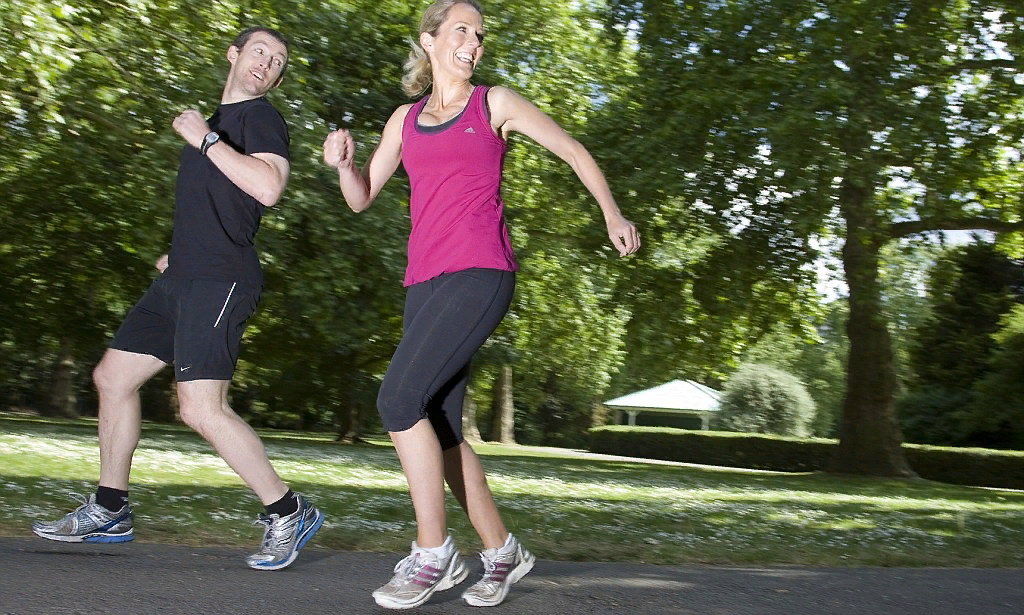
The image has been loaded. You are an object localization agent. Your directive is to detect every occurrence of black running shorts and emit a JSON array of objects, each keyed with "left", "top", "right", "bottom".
[{"left": 110, "top": 276, "right": 260, "bottom": 381}]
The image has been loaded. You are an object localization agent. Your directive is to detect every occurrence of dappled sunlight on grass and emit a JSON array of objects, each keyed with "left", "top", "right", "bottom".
[{"left": 2, "top": 414, "right": 1023, "bottom": 567}]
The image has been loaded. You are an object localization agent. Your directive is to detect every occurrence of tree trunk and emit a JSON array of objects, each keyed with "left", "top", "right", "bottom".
[
  {"left": 462, "top": 382, "right": 483, "bottom": 444},
  {"left": 489, "top": 364, "right": 516, "bottom": 444},
  {"left": 336, "top": 403, "right": 364, "bottom": 443},
  {"left": 47, "top": 340, "right": 79, "bottom": 418},
  {"left": 830, "top": 179, "right": 915, "bottom": 477},
  {"left": 590, "top": 399, "right": 608, "bottom": 428}
]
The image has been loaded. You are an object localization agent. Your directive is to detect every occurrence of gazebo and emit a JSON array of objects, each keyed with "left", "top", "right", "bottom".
[{"left": 603, "top": 379, "right": 722, "bottom": 430}]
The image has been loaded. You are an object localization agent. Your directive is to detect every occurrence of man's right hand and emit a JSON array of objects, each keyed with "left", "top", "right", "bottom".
[
  {"left": 155, "top": 254, "right": 169, "bottom": 273},
  {"left": 173, "top": 110, "right": 211, "bottom": 149},
  {"left": 323, "top": 130, "right": 355, "bottom": 170}
]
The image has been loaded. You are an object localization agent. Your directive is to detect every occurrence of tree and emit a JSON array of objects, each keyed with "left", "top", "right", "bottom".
[
  {"left": 603, "top": 0, "right": 1024, "bottom": 476},
  {"left": 969, "top": 306, "right": 1024, "bottom": 449},
  {"left": 902, "top": 241, "right": 1024, "bottom": 447}
]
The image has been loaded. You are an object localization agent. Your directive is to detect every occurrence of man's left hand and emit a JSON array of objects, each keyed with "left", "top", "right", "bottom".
[{"left": 172, "top": 109, "right": 210, "bottom": 149}]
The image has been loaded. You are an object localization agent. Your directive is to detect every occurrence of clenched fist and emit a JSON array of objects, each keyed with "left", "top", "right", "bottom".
[
  {"left": 323, "top": 129, "right": 355, "bottom": 170},
  {"left": 173, "top": 109, "right": 210, "bottom": 149}
]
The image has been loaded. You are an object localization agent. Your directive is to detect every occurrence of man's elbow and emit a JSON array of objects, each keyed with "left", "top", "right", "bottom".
[{"left": 256, "top": 182, "right": 286, "bottom": 207}]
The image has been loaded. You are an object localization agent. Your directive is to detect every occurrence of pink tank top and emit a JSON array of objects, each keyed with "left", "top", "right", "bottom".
[{"left": 400, "top": 85, "right": 518, "bottom": 286}]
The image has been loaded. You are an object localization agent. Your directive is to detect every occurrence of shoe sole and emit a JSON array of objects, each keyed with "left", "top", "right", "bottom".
[
  {"left": 247, "top": 508, "right": 325, "bottom": 571},
  {"left": 32, "top": 527, "right": 134, "bottom": 544},
  {"left": 373, "top": 557, "right": 469, "bottom": 610},
  {"left": 462, "top": 552, "right": 536, "bottom": 607}
]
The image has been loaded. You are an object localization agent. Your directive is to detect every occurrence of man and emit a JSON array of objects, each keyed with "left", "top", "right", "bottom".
[{"left": 32, "top": 27, "right": 323, "bottom": 572}]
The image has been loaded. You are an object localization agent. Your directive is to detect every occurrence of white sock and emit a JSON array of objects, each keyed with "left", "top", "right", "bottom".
[
  {"left": 496, "top": 533, "right": 517, "bottom": 555},
  {"left": 419, "top": 535, "right": 455, "bottom": 560}
]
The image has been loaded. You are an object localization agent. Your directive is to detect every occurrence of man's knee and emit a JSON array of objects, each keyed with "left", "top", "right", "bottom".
[
  {"left": 176, "top": 382, "right": 230, "bottom": 433},
  {"left": 177, "top": 399, "right": 216, "bottom": 433},
  {"left": 93, "top": 358, "right": 130, "bottom": 396}
]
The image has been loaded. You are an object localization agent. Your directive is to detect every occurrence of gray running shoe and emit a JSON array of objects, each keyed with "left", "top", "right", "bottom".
[
  {"left": 32, "top": 494, "right": 134, "bottom": 543},
  {"left": 373, "top": 542, "right": 469, "bottom": 609},
  {"left": 245, "top": 493, "right": 324, "bottom": 571},
  {"left": 462, "top": 535, "right": 535, "bottom": 607}
]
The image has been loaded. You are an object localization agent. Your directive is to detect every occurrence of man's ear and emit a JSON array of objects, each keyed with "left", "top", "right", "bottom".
[
  {"left": 271, "top": 75, "right": 285, "bottom": 90},
  {"left": 226, "top": 45, "right": 240, "bottom": 64}
]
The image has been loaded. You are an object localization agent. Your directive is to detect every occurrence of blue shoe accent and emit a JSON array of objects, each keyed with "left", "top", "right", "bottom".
[
  {"left": 297, "top": 509, "right": 325, "bottom": 550},
  {"left": 33, "top": 494, "right": 134, "bottom": 544},
  {"left": 245, "top": 494, "right": 324, "bottom": 571},
  {"left": 84, "top": 533, "right": 134, "bottom": 543}
]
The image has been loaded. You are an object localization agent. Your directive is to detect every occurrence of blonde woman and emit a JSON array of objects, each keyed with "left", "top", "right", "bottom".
[{"left": 324, "top": 0, "right": 639, "bottom": 608}]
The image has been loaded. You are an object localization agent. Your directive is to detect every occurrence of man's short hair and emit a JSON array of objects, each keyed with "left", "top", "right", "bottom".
[{"left": 233, "top": 27, "right": 290, "bottom": 75}]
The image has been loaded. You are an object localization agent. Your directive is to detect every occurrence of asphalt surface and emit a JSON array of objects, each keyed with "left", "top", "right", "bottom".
[{"left": 1, "top": 538, "right": 1021, "bottom": 614}]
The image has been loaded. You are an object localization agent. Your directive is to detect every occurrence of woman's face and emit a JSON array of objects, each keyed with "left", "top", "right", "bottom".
[{"left": 423, "top": 3, "right": 485, "bottom": 80}]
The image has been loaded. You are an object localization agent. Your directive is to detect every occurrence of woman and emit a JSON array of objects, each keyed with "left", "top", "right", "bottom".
[{"left": 323, "top": 0, "right": 639, "bottom": 609}]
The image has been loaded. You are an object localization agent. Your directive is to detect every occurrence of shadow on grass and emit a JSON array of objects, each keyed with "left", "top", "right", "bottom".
[{"left": 3, "top": 413, "right": 1024, "bottom": 567}]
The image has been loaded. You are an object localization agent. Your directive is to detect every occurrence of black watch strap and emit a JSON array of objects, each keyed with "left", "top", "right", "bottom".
[{"left": 200, "top": 131, "right": 220, "bottom": 156}]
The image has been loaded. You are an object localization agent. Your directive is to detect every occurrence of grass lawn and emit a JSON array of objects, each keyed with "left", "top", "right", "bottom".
[{"left": 1, "top": 413, "right": 1022, "bottom": 567}]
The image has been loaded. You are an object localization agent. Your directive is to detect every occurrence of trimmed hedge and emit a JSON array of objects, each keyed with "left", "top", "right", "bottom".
[{"left": 588, "top": 425, "right": 1024, "bottom": 490}]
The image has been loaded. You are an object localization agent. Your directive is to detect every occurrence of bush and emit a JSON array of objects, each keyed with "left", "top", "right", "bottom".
[
  {"left": 716, "top": 364, "right": 815, "bottom": 437},
  {"left": 588, "top": 425, "right": 1024, "bottom": 490},
  {"left": 895, "top": 385, "right": 974, "bottom": 446}
]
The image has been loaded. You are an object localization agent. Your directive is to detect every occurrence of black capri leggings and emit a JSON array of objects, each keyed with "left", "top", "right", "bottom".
[{"left": 376, "top": 268, "right": 516, "bottom": 449}]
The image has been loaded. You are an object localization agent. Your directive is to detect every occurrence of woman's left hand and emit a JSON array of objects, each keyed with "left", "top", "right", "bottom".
[{"left": 606, "top": 214, "right": 640, "bottom": 256}]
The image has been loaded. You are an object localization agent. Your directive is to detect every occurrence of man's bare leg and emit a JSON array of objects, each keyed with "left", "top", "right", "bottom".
[
  {"left": 94, "top": 349, "right": 167, "bottom": 490},
  {"left": 175, "top": 379, "right": 288, "bottom": 505}
]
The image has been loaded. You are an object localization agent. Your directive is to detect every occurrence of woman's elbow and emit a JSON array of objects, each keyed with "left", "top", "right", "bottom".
[{"left": 347, "top": 200, "right": 371, "bottom": 213}]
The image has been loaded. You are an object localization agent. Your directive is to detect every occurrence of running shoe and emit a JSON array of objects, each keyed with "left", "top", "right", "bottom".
[
  {"left": 461, "top": 534, "right": 535, "bottom": 607},
  {"left": 373, "top": 541, "right": 468, "bottom": 609},
  {"left": 245, "top": 493, "right": 324, "bottom": 571},
  {"left": 32, "top": 493, "right": 134, "bottom": 543}
]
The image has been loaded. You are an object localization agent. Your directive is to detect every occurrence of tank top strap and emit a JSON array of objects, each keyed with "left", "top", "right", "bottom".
[
  {"left": 404, "top": 95, "right": 430, "bottom": 134},
  {"left": 469, "top": 85, "right": 491, "bottom": 125}
]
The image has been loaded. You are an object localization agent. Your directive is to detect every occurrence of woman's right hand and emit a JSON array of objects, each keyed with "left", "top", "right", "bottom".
[{"left": 323, "top": 129, "right": 355, "bottom": 170}]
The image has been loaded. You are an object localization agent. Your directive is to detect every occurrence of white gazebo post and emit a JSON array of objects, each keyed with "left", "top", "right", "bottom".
[
  {"left": 701, "top": 412, "right": 710, "bottom": 431},
  {"left": 627, "top": 411, "right": 639, "bottom": 426}
]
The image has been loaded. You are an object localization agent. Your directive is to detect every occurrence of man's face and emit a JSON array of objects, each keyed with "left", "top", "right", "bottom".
[{"left": 227, "top": 34, "right": 288, "bottom": 97}]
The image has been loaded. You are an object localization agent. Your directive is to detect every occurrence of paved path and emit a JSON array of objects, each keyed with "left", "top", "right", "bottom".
[{"left": 1, "top": 538, "right": 1021, "bottom": 614}]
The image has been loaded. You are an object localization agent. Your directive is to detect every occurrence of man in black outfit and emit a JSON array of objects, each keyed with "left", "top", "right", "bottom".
[{"left": 32, "top": 27, "right": 324, "bottom": 571}]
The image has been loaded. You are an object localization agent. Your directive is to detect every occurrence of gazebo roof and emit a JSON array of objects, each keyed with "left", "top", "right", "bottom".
[{"left": 604, "top": 379, "right": 721, "bottom": 413}]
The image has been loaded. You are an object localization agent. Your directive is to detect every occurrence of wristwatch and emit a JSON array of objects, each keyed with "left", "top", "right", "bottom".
[{"left": 200, "top": 131, "right": 220, "bottom": 156}]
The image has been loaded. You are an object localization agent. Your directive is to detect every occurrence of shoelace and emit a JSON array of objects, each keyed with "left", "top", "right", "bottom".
[
  {"left": 479, "top": 552, "right": 508, "bottom": 583},
  {"left": 393, "top": 550, "right": 444, "bottom": 584},
  {"left": 393, "top": 552, "right": 420, "bottom": 575},
  {"left": 254, "top": 515, "right": 288, "bottom": 552}
]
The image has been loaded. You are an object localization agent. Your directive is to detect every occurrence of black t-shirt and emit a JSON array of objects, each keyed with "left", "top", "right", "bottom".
[{"left": 167, "top": 97, "right": 289, "bottom": 285}]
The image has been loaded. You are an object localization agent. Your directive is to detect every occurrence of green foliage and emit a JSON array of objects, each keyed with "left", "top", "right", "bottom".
[
  {"left": 740, "top": 302, "right": 848, "bottom": 437},
  {"left": 589, "top": 426, "right": 1024, "bottom": 490},
  {"left": 896, "top": 386, "right": 975, "bottom": 447},
  {"left": 902, "top": 242, "right": 1024, "bottom": 447},
  {"left": 966, "top": 306, "right": 1024, "bottom": 449},
  {"left": 911, "top": 241, "right": 1023, "bottom": 386},
  {"left": 716, "top": 364, "right": 815, "bottom": 437},
  {"left": 599, "top": 0, "right": 1024, "bottom": 476}
]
